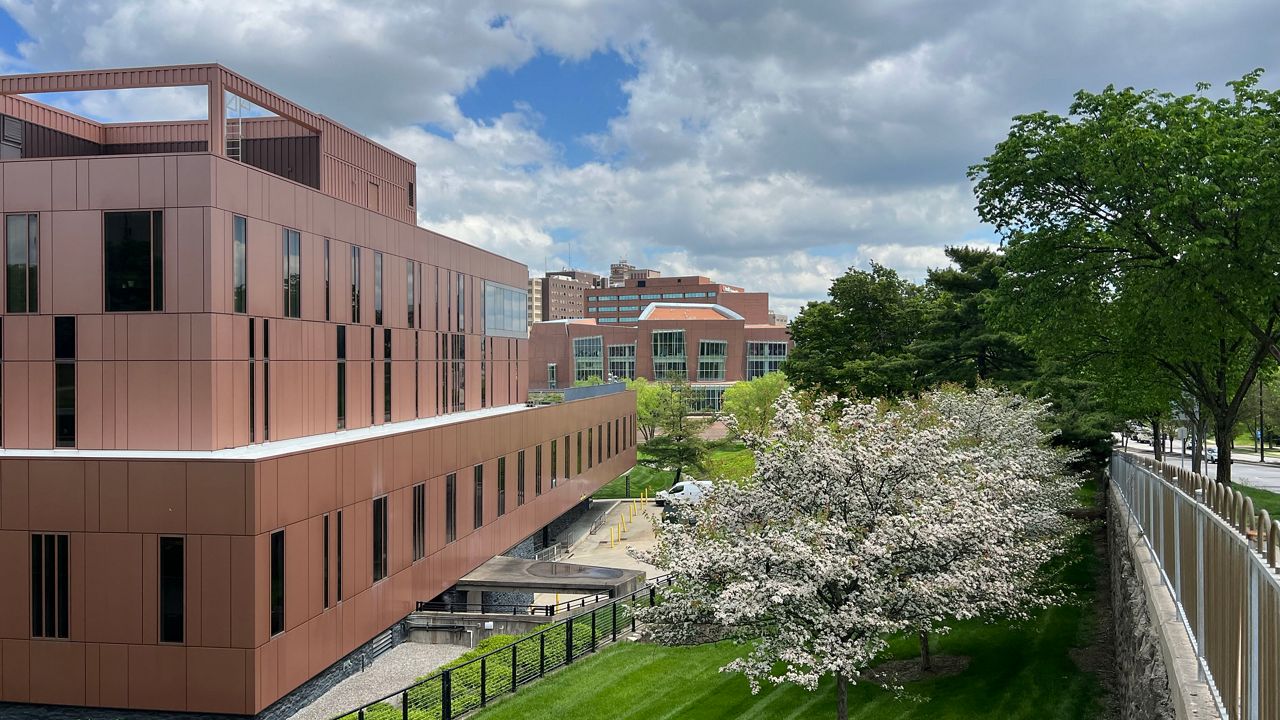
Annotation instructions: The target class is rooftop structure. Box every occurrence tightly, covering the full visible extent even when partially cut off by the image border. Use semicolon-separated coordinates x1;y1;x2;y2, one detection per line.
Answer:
0;64;634;718
583;274;772;325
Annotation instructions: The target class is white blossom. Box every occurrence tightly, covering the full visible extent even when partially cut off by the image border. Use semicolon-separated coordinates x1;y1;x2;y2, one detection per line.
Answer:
640;387;1079;717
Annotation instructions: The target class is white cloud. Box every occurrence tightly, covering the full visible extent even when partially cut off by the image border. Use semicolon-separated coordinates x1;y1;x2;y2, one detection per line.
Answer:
3;0;1279;311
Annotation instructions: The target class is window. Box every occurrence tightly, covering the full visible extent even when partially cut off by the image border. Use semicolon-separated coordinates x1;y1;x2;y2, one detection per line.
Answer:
595;295;618;301
662;292;683;299
54;316;75;448
450;334;466;412
484;281;528;337
324;238;331;321
550;440;557;488
473;465;484;529
517;450;526;506
698;340;728;381
249;321;255;442
480;335;487;409
598;423;603;463
587;427;593;468
30;533;68;639
336;510;344;601
445;473;457;543
595;306;618;313
685;292;707;298
383;329;392;422
608;344;636;380
640;293;661;300
652;330;687;379
372;496;387;583
409;181;415;207
576;431;583;475
323;514;330;609
104;210;163;312
573;335;604;382
693;385;728;412
412;483;425;561
564;434;571;480
547;363;558;389
414;331;420;418
456;272;465;332
233;216;247;313
264;320;271;440
374;251;383;325
747;341;789;379
369;328;375;423
159;537;184;643
497;456;507;516
599;318;618;323
336;326;347;429
270;530;284;636
536;445;543;496
282;229;301;318
6;213;38;313
618;294;638;301
618;306;639;312
407;259;416;328
350;246;361;323
607;421;613;458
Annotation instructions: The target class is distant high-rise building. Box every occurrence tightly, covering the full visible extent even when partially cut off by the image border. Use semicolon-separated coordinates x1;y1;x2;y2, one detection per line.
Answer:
609;258;659;287
542;269;603;320
768;309;789;326
528;276;545;327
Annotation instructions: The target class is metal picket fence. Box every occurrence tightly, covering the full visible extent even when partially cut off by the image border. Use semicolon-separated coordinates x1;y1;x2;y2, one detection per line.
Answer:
335;576;672;720
1111;452;1280;720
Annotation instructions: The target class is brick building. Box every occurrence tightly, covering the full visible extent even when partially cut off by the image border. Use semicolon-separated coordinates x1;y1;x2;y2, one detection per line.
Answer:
530;302;789;411
0;65;634;717
539;269;602;322
583;275;772;325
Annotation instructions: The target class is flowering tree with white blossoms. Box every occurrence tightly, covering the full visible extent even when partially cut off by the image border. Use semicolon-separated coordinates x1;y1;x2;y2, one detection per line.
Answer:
640;387;1079;720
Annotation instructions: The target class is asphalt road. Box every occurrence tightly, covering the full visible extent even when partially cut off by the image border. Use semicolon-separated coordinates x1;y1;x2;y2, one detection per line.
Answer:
1124;442;1280;492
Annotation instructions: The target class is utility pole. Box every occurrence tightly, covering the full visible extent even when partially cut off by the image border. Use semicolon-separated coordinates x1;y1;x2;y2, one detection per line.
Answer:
1261;378;1267;463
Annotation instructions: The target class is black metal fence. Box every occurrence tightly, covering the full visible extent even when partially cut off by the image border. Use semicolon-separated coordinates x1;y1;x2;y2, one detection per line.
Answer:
415;590;613;617
336;576;672;720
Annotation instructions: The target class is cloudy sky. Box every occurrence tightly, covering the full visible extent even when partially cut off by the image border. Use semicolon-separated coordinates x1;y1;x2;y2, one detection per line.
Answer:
0;1;1276;317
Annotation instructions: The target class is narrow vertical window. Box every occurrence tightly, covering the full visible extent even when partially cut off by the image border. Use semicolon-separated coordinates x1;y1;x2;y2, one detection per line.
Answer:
374;251;383;325
249;320;255;443
406;259;416;328
54;316;75;448
232;215;247;313
369;328;375;423
456;272;465;332
412;483;425;562
323;238;331;321
473;464;484;529
372;496;387;583
384;329;392;422
480;336;487;409
263;320;271;440
535;445;543;496
323;513;330;609
30;533;69;639
608;420;613;459
588;427;594;469
270;530;284;636
576;431;583;475
497;456;506;517
550;440;558;488
281;229;301;318
159;536;184;643
598;424;603;463
547;363;557;389
336;510;344;601
445;473;457;543
517;450;526;506
336;326;347;429
563;434;570;482
414;332;420;418
350;246;361;323
104;210;163;311
6;213;38;313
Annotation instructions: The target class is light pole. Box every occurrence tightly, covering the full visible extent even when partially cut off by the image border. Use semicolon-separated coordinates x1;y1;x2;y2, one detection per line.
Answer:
1261;378;1267;463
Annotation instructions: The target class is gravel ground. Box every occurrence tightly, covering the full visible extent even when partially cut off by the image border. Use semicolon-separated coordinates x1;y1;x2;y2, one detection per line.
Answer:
288;642;469;720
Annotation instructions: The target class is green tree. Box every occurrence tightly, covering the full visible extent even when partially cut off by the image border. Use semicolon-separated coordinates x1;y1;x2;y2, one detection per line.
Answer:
971;73;1280;483
642;378;710;483
785;262;928;398
627;377;671;443
721;372;789;438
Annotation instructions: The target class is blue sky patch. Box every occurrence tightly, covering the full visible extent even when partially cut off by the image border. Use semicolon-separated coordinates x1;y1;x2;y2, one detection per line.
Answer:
0;8;29;61
458;49;636;167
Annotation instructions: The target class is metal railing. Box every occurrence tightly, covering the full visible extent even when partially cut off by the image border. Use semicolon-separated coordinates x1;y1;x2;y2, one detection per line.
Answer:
336;576;672;720
415;591;613;617
1111;452;1280;720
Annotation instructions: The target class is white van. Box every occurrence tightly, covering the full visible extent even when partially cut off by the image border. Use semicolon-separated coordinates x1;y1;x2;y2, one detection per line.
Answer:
656;480;712;507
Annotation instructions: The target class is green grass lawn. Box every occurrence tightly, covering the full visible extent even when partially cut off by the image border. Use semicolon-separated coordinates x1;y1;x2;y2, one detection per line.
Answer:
472;519;1104;720
1237;485;1280;518
594;441;756;499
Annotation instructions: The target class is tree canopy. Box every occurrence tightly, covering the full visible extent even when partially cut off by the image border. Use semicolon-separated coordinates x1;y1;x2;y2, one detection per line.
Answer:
721;371;789;439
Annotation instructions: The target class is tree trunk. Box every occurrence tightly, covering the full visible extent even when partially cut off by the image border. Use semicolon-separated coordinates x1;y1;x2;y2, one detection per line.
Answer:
1214;416;1233;485
1152;419;1163;461
836;672;848;720
919;629;932;671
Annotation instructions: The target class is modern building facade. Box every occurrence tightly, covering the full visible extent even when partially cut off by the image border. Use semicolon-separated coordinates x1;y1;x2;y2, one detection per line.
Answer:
530;303;789;411
583;275;772;325
0;65;634;717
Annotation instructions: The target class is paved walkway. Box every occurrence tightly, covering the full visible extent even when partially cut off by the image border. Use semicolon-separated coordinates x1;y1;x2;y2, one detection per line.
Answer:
533;498;665;606
287;642;468;720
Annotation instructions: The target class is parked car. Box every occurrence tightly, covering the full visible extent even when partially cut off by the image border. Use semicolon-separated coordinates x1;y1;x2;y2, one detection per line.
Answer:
656;480;712;507
1205;446;1219;463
